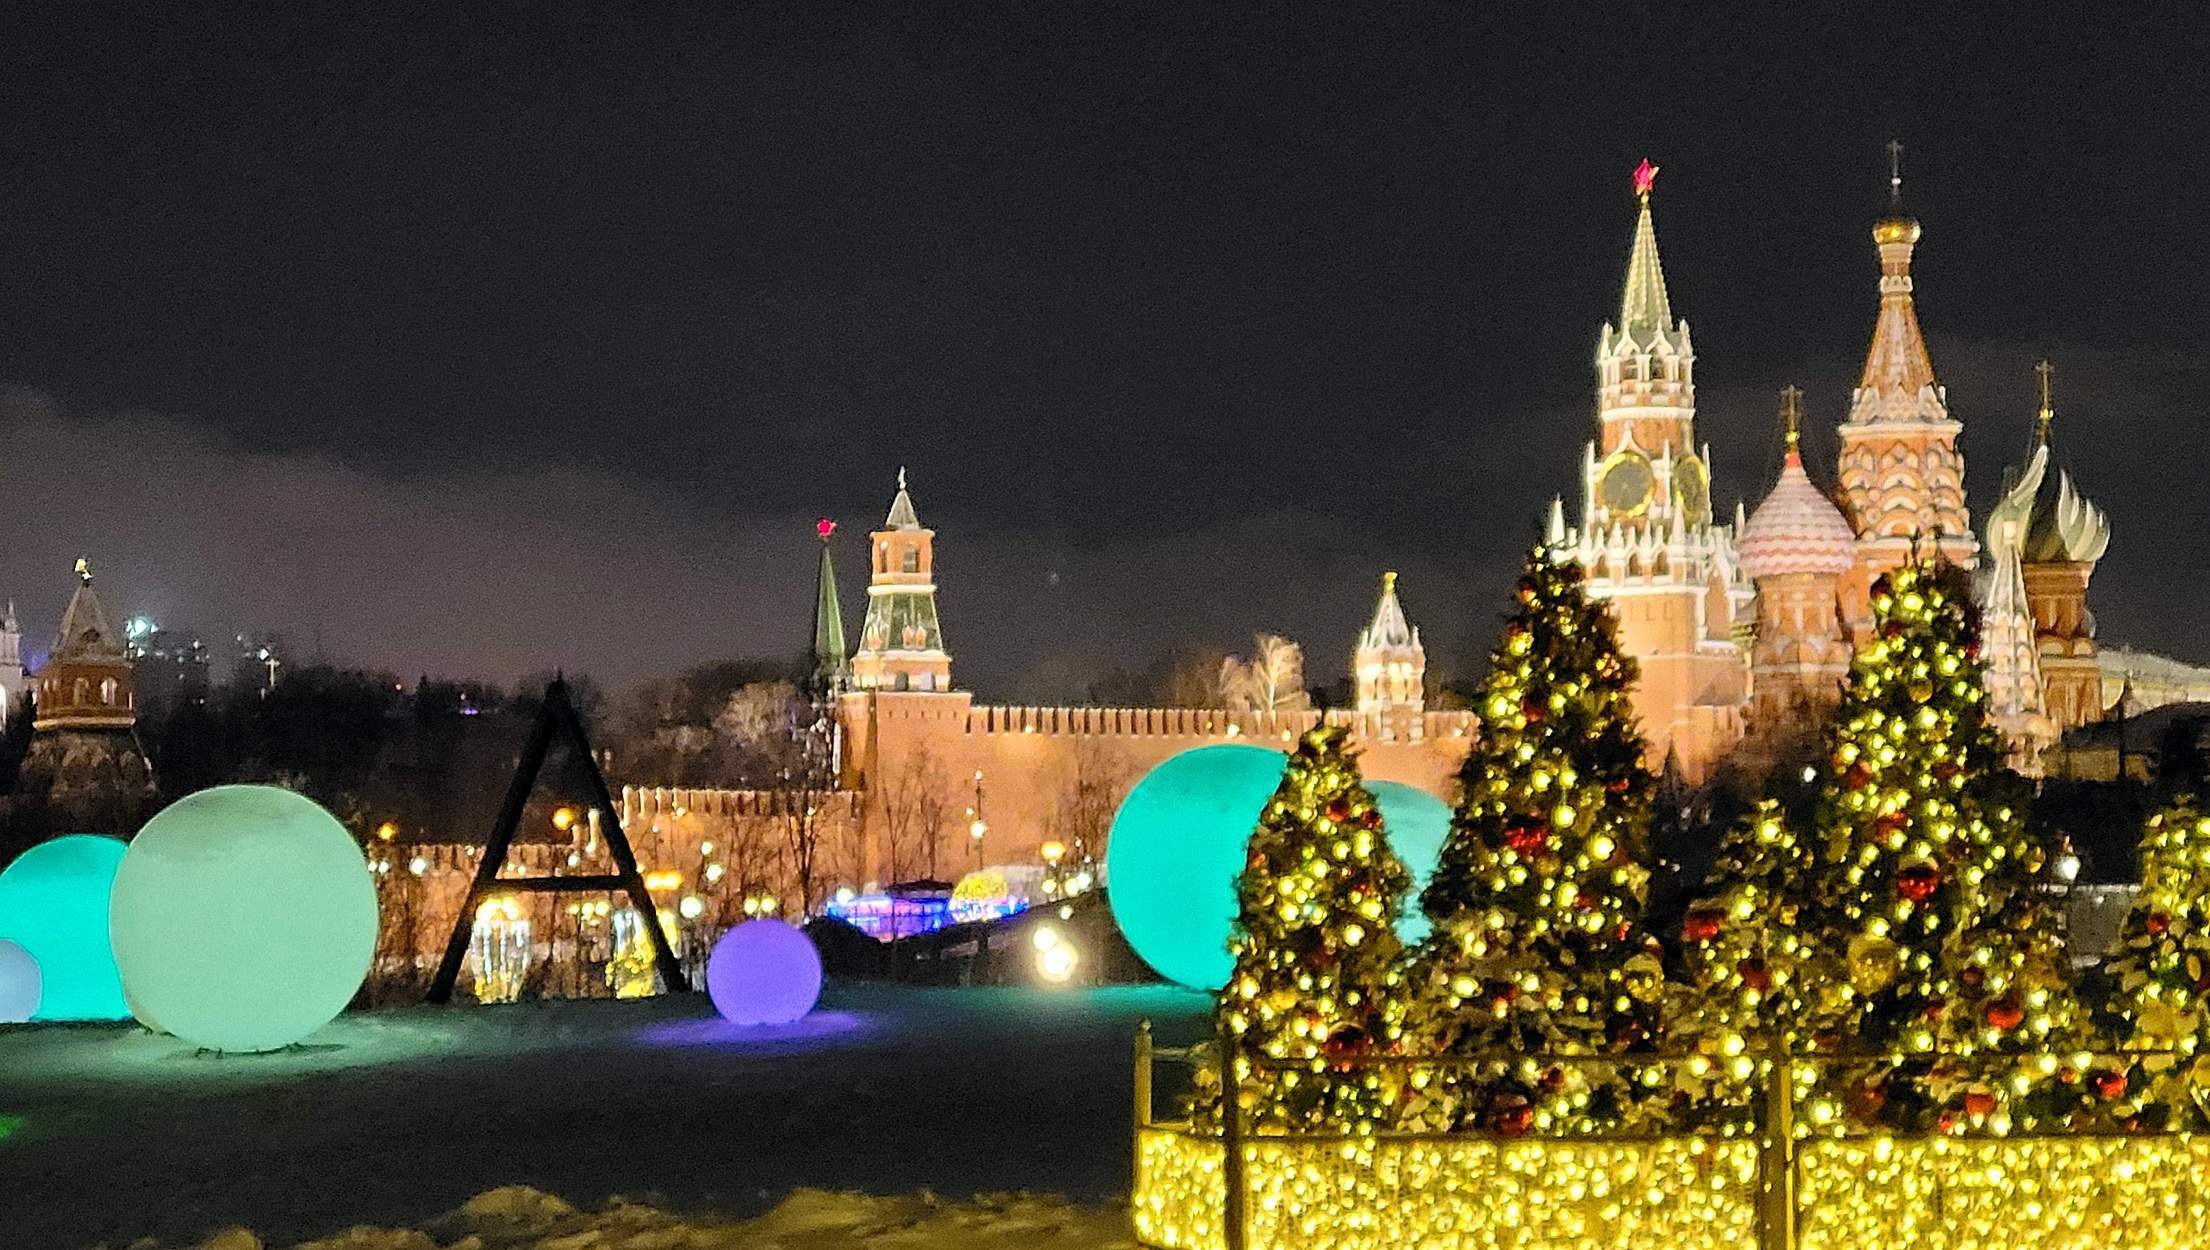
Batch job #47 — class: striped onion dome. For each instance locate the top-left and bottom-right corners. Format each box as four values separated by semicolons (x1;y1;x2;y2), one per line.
1739;451;1857;580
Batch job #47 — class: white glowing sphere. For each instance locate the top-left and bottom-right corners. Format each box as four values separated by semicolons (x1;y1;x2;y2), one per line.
1036;939;1079;984
0;939;40;1022
110;786;379;1052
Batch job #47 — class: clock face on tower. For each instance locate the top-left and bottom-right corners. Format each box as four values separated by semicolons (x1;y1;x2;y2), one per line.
1599;452;1655;516
1672;455;1710;525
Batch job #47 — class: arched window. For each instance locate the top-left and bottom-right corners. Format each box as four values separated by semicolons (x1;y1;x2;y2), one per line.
100;678;119;705
72;677;89;706
901;548;919;573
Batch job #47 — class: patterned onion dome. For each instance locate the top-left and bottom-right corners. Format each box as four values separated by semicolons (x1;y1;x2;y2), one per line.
1739;451;1858;580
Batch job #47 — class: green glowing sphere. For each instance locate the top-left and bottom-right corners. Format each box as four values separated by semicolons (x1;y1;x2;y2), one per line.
110;786;378;1052
1104;746;1449;989
0;834;129;1020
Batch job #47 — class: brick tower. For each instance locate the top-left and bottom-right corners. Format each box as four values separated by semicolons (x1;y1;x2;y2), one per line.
1554;160;1751;782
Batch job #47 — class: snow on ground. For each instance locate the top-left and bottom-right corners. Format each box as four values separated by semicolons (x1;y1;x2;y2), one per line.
146;1186;1138;1250
0;984;1210;1249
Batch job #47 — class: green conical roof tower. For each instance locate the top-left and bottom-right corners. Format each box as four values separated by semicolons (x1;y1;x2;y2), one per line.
811;519;848;693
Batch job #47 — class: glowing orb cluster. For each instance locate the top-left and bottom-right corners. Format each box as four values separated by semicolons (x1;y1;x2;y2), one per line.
110;785;378;1052
0;834;129;1020
1031;923;1080;984
706;918;822;1026
1104;744;1449;989
0;939;40;1023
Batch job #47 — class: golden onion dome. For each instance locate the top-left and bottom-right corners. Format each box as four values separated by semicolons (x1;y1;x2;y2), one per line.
1872;211;1921;246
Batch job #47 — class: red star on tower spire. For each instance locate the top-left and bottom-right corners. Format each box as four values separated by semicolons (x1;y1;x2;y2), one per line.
816;518;838;541
1632;159;1659;200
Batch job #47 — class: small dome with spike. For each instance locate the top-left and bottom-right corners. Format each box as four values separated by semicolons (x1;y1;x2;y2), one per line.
1739;389;1857;580
2016;362;2110;565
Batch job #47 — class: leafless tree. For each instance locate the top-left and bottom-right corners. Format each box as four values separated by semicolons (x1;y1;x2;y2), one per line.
1220;633;1309;715
879;740;953;883
1043;737;1133;866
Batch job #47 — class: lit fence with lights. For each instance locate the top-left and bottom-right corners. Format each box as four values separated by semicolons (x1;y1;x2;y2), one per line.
1130;1025;2210;1250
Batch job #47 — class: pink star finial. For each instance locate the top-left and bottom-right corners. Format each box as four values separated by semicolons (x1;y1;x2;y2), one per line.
816;518;837;541
1633;159;1659;200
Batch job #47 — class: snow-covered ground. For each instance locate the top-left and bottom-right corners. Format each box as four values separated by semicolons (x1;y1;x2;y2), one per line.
0;985;1209;1249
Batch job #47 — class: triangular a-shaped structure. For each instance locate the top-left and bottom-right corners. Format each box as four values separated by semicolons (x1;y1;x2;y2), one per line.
426;678;688;1002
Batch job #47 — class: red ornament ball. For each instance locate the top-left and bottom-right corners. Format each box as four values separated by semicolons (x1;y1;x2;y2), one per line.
1321;1024;1371;1072
1520;697;1546;724
2147;913;2171;937
1573;891;1598;913
2095;1071;2129;1101
1985;996;2025;1032
1324;796;1353;823
1963;1091;1997;1118
1736;958;1772;993
1494;1103;1535;1138
1896;863;1941;903
1539;1066;1566;1093
1844;762;1874;791
1681;909;1724;943
1505;822;1552;857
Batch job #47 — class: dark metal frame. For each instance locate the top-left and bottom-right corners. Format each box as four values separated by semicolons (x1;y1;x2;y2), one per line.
425;677;690;1002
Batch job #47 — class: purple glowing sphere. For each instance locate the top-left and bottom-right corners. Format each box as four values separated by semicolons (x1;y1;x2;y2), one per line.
706;919;823;1026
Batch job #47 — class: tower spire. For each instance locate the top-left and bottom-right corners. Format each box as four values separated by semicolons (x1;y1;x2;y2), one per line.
852;470;952;692
811;519;848;693
1780;385;1803;454
1353;570;1425;736
1618;160;1673;337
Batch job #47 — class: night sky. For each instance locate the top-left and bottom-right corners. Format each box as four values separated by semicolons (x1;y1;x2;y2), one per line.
1;5;2205;695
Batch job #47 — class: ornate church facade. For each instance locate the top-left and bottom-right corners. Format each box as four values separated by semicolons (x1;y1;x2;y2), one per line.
633;153;2125;895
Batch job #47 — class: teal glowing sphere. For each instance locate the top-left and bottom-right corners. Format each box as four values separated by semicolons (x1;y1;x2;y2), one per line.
110;786;378;1052
1365;781;1450;944
0;834;129;1020
0;939;40;1023
1104;745;1449;989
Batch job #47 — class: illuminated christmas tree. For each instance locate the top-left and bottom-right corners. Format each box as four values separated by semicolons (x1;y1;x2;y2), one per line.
2085;799;2210;1129
1798;560;2076;1132
1408;547;1664;1135
1667;800;1810;1128
1213;725;1412;1132
1929;830;2094;1133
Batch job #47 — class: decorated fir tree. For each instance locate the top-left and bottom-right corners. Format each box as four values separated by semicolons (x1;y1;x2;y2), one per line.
1929;827;2094;1133
2085;799;2210;1129
1215;725;1413;1132
1798;560;2079;1132
1408;547;1664;1135
1667;800;1811;1128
